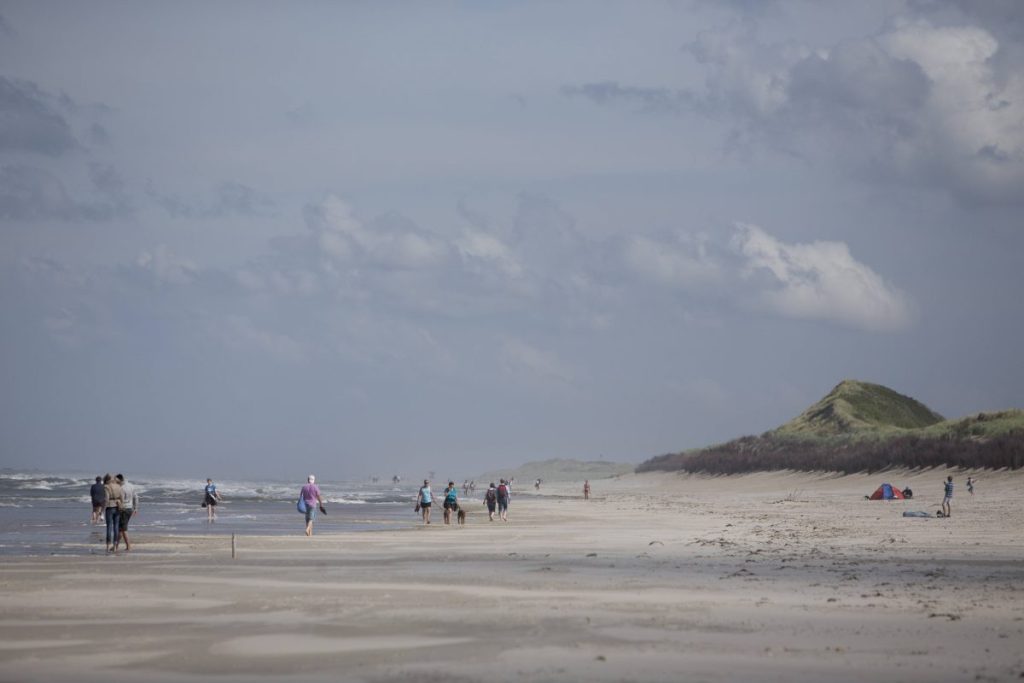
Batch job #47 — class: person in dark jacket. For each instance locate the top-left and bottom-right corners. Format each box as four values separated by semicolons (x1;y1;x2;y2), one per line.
90;476;105;525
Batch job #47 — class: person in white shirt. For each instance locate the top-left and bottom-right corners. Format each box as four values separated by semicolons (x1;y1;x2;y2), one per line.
116;474;139;552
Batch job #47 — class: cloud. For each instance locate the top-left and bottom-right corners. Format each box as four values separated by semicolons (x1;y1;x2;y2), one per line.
623;233;722;288
0;164;129;221
566;17;1024;205
500;338;575;386
305;195;450;270
731;223;913;332
0;12;14;38
0;76;78;156
561;82;691;115
455;229;523;278
214;315;306;363
149;181;275;219
135;245;199;286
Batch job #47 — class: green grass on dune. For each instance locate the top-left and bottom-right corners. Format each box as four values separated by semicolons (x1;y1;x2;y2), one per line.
920;409;1024;439
637;380;1024;474
774;379;945;436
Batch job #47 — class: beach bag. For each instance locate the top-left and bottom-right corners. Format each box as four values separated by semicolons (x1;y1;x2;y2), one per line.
297;497;307;514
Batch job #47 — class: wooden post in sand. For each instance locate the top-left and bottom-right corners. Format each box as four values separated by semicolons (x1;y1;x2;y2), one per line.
231;533;236;559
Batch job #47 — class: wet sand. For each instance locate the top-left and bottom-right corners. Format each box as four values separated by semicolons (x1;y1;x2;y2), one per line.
1;468;1022;682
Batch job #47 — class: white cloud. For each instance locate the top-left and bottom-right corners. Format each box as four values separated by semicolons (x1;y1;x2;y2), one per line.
569;17;1024;204
731;223;913;332
455;229;523;278
624;234;722;288
313;195;449;269
878;20;1024;201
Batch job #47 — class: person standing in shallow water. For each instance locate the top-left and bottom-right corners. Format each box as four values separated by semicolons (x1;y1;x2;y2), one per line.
204;478;221;522
90;476;105;525
102;474;124;553
443;481;459;525
583;480;590;500
418;480;433;524
117;474;138;552
300;475;324;537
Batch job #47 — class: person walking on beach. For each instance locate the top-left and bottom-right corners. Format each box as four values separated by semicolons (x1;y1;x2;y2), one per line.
484;483;497;521
90;476;105;525
941;475;954;518
497;479;510;522
583;479;590;500
102;473;124;553
418;480;433;524
966;476;975;495
203;478;221;522
116;474;138;552
300;475;324;537
443;481;459;525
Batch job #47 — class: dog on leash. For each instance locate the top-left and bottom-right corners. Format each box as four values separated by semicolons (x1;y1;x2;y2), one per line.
457;506;466;525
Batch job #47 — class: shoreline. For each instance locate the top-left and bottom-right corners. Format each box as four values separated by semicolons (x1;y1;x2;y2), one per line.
1;469;1022;682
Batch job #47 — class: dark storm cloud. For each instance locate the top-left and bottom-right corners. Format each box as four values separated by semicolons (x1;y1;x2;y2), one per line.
0;76;78;156
0;164;129;221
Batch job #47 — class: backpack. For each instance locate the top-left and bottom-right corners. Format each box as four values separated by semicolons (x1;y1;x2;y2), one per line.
485;489;496;503
498;484;508;499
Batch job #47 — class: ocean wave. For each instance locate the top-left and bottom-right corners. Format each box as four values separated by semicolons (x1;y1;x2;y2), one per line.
0;471;417;507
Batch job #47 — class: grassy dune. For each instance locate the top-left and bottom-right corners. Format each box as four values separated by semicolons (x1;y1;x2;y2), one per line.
639;381;1024;474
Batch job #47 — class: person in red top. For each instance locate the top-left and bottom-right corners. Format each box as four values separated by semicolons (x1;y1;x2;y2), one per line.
301;475;324;537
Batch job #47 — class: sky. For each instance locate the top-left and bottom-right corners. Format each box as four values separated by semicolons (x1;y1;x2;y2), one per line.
1;0;1022;480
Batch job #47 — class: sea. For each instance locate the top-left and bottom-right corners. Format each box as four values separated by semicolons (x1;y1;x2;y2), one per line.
0;470;426;556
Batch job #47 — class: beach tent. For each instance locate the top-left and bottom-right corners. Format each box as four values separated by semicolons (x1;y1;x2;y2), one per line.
868;483;905;500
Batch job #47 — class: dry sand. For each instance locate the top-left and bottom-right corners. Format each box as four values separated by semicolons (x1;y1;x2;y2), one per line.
1;469;1022;682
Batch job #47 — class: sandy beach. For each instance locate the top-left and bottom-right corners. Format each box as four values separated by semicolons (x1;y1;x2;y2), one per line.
1;468;1022;683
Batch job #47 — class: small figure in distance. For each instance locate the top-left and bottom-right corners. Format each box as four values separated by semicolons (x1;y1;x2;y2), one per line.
941;475;953;518
204;478;222;522
901;486;913;499
966;476;975;496
300;475;324;537
534;478;541;491
90;475;105;525
484;482;497;521
443;481;459;525
418;479;433;524
583;479;591;500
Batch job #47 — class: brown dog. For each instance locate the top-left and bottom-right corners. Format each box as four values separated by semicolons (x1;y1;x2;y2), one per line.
457;507;466;525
